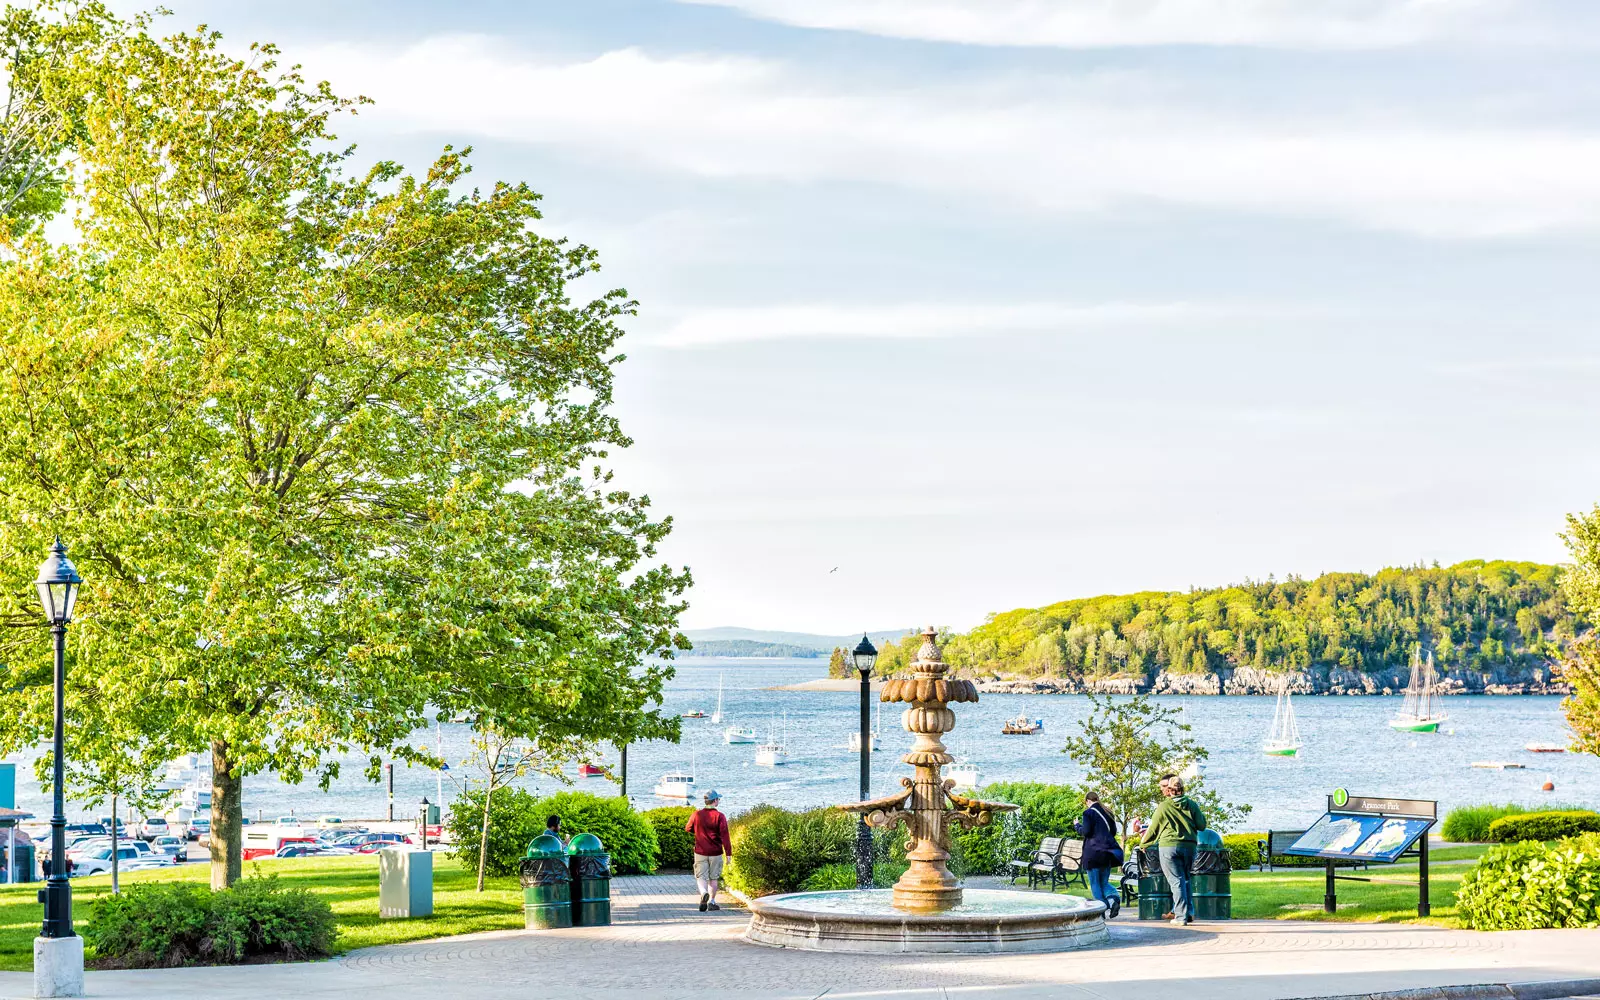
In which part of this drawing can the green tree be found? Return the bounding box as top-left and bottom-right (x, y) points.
(1560, 507), (1600, 755)
(59, 717), (172, 895)
(0, 23), (687, 888)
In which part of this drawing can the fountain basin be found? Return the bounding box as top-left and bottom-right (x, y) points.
(744, 889), (1109, 954)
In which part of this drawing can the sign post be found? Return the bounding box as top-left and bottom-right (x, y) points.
(1286, 789), (1436, 917)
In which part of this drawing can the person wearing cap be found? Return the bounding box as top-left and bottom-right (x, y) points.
(685, 790), (732, 912)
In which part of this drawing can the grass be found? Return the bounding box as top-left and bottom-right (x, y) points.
(1021, 843), (1492, 928)
(0, 856), (532, 972)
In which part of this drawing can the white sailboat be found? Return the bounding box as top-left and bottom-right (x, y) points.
(711, 674), (724, 724)
(1262, 674), (1303, 756)
(755, 715), (790, 766)
(1390, 646), (1447, 733)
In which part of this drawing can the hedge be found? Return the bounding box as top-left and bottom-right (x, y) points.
(725, 804), (856, 896)
(642, 806), (696, 870)
(959, 782), (1085, 876)
(1486, 810), (1600, 843)
(444, 787), (545, 877)
(800, 860), (910, 891)
(1441, 803), (1533, 843)
(85, 876), (335, 968)
(532, 791), (660, 874)
(1457, 832), (1600, 930)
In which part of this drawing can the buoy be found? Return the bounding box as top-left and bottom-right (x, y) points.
(1541, 781), (1555, 792)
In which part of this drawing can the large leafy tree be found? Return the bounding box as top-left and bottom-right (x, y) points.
(0, 23), (687, 888)
(1559, 508), (1600, 755)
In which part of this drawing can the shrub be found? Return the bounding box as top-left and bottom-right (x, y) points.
(962, 782), (1085, 875)
(1487, 810), (1600, 843)
(800, 862), (858, 891)
(1442, 803), (1533, 842)
(444, 786), (544, 878)
(1457, 833), (1600, 930)
(533, 790), (660, 874)
(726, 804), (856, 896)
(642, 806), (696, 870)
(85, 876), (336, 968)
(1222, 833), (1259, 871)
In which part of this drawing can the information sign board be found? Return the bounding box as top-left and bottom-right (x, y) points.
(1286, 813), (1432, 863)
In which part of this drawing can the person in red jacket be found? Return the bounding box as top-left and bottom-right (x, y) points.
(685, 789), (731, 912)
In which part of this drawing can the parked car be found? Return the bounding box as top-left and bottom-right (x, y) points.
(138, 816), (169, 840)
(67, 838), (152, 863)
(149, 836), (188, 863)
(72, 845), (149, 877)
(186, 818), (210, 841)
(62, 822), (105, 839)
(274, 843), (353, 858)
(351, 833), (412, 854)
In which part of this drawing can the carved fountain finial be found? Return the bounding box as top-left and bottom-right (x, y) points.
(840, 626), (1017, 912)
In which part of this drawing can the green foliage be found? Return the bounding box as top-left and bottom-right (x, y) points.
(799, 860), (910, 891)
(444, 787), (543, 878)
(1222, 834), (1259, 871)
(1486, 810), (1600, 843)
(0, 16), (689, 888)
(959, 782), (1085, 875)
(1457, 833), (1600, 929)
(533, 791), (659, 875)
(939, 561), (1571, 679)
(726, 805), (856, 897)
(641, 806), (695, 870)
(84, 875), (335, 967)
(1441, 803), (1538, 843)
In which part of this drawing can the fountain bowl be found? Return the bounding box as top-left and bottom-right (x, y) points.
(744, 889), (1109, 954)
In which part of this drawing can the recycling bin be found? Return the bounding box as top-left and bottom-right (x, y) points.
(567, 833), (612, 927)
(1137, 873), (1173, 920)
(1191, 830), (1232, 920)
(521, 833), (572, 930)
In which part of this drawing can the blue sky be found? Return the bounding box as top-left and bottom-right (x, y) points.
(156, 0), (1600, 632)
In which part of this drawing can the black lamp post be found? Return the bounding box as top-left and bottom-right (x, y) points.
(35, 538), (81, 940)
(418, 797), (431, 851)
(851, 634), (877, 890)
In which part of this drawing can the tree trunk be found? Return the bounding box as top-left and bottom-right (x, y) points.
(110, 792), (119, 895)
(210, 739), (243, 890)
(476, 779), (495, 892)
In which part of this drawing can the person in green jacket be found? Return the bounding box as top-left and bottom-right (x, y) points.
(1139, 774), (1207, 925)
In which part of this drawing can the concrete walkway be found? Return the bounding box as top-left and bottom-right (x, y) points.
(3, 874), (1597, 1000)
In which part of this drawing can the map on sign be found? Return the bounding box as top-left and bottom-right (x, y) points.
(1285, 813), (1432, 862)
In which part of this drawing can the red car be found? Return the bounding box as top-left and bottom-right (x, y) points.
(351, 833), (413, 854)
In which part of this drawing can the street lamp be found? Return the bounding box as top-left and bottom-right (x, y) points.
(851, 634), (877, 890)
(34, 538), (82, 998)
(418, 797), (431, 851)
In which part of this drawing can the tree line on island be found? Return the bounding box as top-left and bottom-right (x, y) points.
(830, 560), (1576, 683)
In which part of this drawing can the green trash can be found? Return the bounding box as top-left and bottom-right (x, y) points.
(1192, 830), (1232, 920)
(1137, 874), (1172, 920)
(520, 833), (571, 930)
(568, 833), (612, 927)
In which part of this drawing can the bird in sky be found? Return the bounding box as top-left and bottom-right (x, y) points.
(829, 567), (838, 573)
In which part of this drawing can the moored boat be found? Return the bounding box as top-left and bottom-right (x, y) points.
(578, 763), (608, 778)
(1526, 742), (1567, 753)
(653, 770), (696, 798)
(947, 760), (981, 790)
(1001, 714), (1040, 735)
(1390, 646), (1447, 733)
(724, 725), (758, 744)
(1262, 674), (1303, 756)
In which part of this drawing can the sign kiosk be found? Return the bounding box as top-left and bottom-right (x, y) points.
(1284, 789), (1437, 916)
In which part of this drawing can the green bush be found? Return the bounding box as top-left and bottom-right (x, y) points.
(1442, 803), (1533, 842)
(1487, 810), (1600, 843)
(444, 786), (544, 878)
(962, 782), (1085, 875)
(85, 876), (335, 968)
(1222, 833), (1259, 871)
(800, 860), (909, 891)
(642, 806), (696, 870)
(726, 804), (856, 896)
(533, 790), (660, 874)
(1458, 833), (1600, 929)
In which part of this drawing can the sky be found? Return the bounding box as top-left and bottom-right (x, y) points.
(147, 0), (1600, 634)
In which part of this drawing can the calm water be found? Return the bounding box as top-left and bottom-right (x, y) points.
(15, 657), (1597, 830)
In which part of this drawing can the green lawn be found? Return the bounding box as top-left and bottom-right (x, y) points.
(1026, 845), (1492, 928)
(0, 856), (531, 972)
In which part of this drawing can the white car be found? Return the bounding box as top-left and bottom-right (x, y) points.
(67, 838), (152, 862)
(138, 817), (169, 840)
(72, 845), (150, 876)
(149, 836), (189, 862)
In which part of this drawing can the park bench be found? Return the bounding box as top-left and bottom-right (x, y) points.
(1034, 839), (1088, 891)
(1007, 837), (1062, 886)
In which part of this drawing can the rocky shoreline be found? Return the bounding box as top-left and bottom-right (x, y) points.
(975, 663), (1571, 696)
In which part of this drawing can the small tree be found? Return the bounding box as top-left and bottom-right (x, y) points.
(454, 719), (590, 891)
(1561, 507), (1600, 756)
(1061, 693), (1248, 839)
(62, 732), (171, 895)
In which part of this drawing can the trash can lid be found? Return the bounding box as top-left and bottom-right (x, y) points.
(567, 832), (606, 855)
(525, 833), (567, 859)
(1195, 829), (1224, 850)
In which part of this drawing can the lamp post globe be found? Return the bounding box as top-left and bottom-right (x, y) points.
(851, 634), (877, 889)
(36, 538), (82, 944)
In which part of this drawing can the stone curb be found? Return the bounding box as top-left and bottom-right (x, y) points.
(1286, 979), (1600, 1000)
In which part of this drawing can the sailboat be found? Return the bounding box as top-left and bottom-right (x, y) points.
(846, 700), (882, 752)
(711, 674), (724, 724)
(1262, 674), (1303, 756)
(1390, 646), (1447, 733)
(755, 714), (790, 766)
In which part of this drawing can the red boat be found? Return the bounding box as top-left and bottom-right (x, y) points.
(578, 763), (609, 778)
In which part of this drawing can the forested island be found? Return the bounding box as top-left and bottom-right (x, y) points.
(829, 560), (1576, 695)
(688, 639), (826, 658)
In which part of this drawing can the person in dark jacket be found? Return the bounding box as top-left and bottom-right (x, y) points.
(1075, 791), (1122, 917)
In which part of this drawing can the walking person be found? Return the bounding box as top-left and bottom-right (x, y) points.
(685, 789), (732, 912)
(1075, 791), (1123, 918)
(1139, 774), (1207, 925)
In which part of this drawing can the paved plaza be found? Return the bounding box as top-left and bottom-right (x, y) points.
(3, 875), (1598, 1000)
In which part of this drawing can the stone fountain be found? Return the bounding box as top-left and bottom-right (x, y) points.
(744, 627), (1109, 954)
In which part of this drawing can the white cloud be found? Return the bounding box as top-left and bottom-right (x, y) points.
(652, 301), (1251, 347)
(302, 37), (1600, 237)
(677, 0), (1536, 49)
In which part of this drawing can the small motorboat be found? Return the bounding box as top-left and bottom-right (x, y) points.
(1526, 742), (1568, 753)
(724, 725), (758, 744)
(1001, 714), (1040, 735)
(653, 770), (696, 798)
(681, 709), (708, 719)
(578, 763), (608, 778)
(947, 760), (981, 790)
(1471, 761), (1526, 770)
(755, 714), (791, 766)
